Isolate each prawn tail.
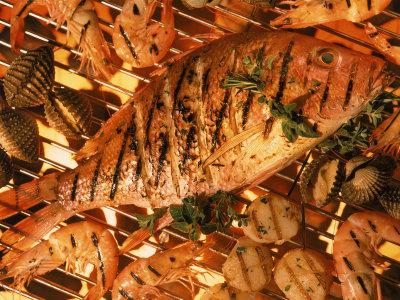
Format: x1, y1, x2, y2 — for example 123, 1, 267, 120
0, 173, 58, 220
0, 202, 72, 264
119, 212, 174, 254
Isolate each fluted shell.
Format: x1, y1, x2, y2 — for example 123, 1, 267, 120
0, 147, 12, 188
45, 86, 92, 139
378, 181, 400, 219
0, 109, 39, 162
4, 46, 54, 107
341, 156, 396, 205
299, 155, 345, 207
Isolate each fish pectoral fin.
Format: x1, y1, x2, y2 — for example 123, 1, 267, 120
203, 123, 264, 168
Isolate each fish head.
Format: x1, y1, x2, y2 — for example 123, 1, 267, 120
291, 34, 395, 126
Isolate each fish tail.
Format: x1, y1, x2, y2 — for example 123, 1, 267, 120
119, 212, 174, 254
0, 173, 58, 220
0, 202, 72, 264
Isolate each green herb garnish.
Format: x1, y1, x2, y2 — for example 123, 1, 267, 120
134, 207, 167, 233
284, 284, 291, 291
236, 246, 247, 254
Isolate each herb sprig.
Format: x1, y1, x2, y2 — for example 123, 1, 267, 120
134, 207, 167, 233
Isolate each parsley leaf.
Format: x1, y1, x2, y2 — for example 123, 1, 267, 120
134, 207, 167, 233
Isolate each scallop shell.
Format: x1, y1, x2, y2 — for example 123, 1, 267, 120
299, 155, 345, 207
4, 46, 54, 107
44, 86, 92, 139
0, 109, 39, 162
341, 156, 395, 205
0, 147, 12, 188
378, 181, 400, 219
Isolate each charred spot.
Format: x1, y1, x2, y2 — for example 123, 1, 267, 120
71, 173, 79, 202
127, 123, 138, 151
183, 126, 196, 163
367, 0, 371, 10
202, 68, 211, 93
368, 31, 379, 38
343, 257, 354, 271
156, 132, 168, 186
368, 220, 377, 233
283, 18, 292, 25
90, 159, 102, 202
264, 117, 274, 138
130, 271, 145, 285
148, 264, 161, 277
70, 234, 77, 248
187, 69, 196, 85
350, 230, 361, 248
149, 43, 159, 56
91, 232, 99, 247
357, 276, 369, 294
133, 3, 140, 15
156, 101, 164, 109
323, 1, 333, 9
116, 127, 122, 134
29, 258, 36, 264
169, 256, 176, 262
346, 0, 351, 7
119, 288, 133, 300
49, 247, 53, 255
136, 158, 142, 179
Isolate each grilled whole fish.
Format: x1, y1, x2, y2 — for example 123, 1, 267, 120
0, 31, 392, 262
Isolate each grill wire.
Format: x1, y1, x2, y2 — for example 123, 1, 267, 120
0, 0, 400, 299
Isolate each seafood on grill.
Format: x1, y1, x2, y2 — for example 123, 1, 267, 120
270, 0, 392, 28
10, 0, 113, 78
0, 221, 119, 300
45, 86, 92, 139
273, 248, 333, 300
333, 211, 400, 300
299, 154, 345, 207
365, 22, 400, 65
378, 180, 400, 219
0, 31, 393, 265
181, 0, 221, 9
3, 46, 54, 107
112, 0, 176, 68
341, 155, 396, 205
112, 241, 208, 299
222, 237, 273, 292
0, 147, 12, 188
242, 192, 300, 244
200, 282, 255, 300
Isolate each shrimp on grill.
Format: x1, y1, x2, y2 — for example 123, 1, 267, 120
365, 22, 400, 65
0, 221, 119, 300
270, 0, 392, 29
112, 0, 176, 68
10, 0, 113, 78
333, 211, 400, 300
112, 241, 208, 300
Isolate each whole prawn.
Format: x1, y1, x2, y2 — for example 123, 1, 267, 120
10, 0, 113, 78
112, 241, 208, 300
112, 0, 176, 68
270, 0, 392, 28
333, 211, 400, 300
0, 221, 119, 300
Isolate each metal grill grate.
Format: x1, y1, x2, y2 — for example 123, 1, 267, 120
0, 0, 399, 299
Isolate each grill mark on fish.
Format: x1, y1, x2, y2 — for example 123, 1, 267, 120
130, 271, 145, 285
184, 126, 196, 163
119, 288, 133, 300
346, 0, 351, 7
128, 122, 138, 151
91, 232, 106, 287
110, 126, 130, 200
350, 230, 361, 248
236, 250, 252, 289
275, 40, 295, 103
242, 92, 254, 129
282, 260, 312, 300
368, 220, 377, 233
89, 159, 101, 202
255, 246, 270, 280
119, 26, 138, 62
145, 97, 158, 148
303, 53, 313, 87
174, 66, 189, 109
320, 70, 333, 112
343, 257, 354, 271
202, 68, 211, 93
148, 264, 161, 277
156, 132, 168, 186
17, 0, 34, 17
136, 158, 142, 179
357, 276, 369, 294
268, 197, 282, 240
71, 173, 79, 202
212, 90, 231, 151
264, 117, 274, 138
344, 63, 358, 108
367, 0, 371, 10
70, 234, 77, 247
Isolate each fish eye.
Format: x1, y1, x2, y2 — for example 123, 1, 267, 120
315, 49, 338, 67
321, 52, 334, 64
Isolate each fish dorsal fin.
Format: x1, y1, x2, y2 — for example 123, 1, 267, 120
203, 123, 264, 168
75, 101, 134, 161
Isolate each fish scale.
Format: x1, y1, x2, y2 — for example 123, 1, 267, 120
0, 31, 393, 264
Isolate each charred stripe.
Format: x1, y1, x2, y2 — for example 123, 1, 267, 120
119, 26, 138, 61
252, 210, 264, 239
275, 40, 295, 103
255, 246, 270, 280
357, 276, 369, 294
264, 117, 274, 138
136, 158, 142, 179
344, 63, 358, 108
183, 126, 196, 163
70, 234, 77, 248
174, 65, 189, 109
368, 220, 377, 233
149, 43, 159, 56
350, 230, 361, 248
367, 0, 371, 10
71, 173, 79, 202
343, 257, 354, 271
202, 68, 211, 94
236, 250, 252, 289
303, 252, 327, 289
130, 272, 145, 285
242, 92, 254, 129
212, 90, 231, 151
119, 288, 133, 300
268, 196, 282, 240
282, 260, 312, 300
145, 97, 158, 148
320, 70, 332, 112
346, 0, 351, 7
128, 123, 138, 151
156, 132, 168, 186
91, 232, 106, 286
90, 159, 102, 202
148, 264, 161, 277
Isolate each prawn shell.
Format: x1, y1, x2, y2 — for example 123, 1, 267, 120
0, 108, 39, 162
4, 46, 54, 107
45, 86, 92, 139
0, 147, 12, 188
341, 156, 396, 205
299, 155, 345, 207
378, 181, 400, 219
